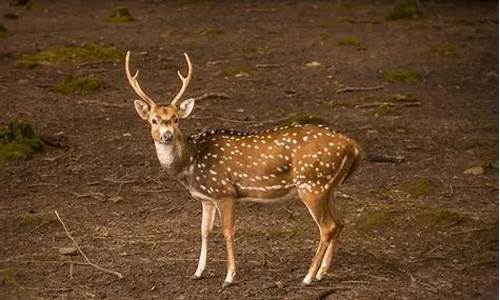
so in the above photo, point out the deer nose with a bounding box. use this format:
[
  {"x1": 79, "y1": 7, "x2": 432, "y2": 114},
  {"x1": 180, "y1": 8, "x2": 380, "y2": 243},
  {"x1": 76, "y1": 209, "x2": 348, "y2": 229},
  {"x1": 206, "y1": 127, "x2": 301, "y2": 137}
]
[{"x1": 160, "y1": 131, "x2": 174, "y2": 143}]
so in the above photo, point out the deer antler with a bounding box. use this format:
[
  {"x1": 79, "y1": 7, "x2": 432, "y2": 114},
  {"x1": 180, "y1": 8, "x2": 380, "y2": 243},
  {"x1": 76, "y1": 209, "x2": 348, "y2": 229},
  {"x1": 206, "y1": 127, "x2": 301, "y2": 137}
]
[
  {"x1": 170, "y1": 53, "x2": 193, "y2": 106},
  {"x1": 125, "y1": 51, "x2": 156, "y2": 107}
]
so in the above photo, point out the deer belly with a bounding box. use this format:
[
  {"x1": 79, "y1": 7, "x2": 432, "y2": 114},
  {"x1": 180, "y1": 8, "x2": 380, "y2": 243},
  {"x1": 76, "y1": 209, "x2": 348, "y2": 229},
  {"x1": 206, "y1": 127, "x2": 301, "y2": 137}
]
[{"x1": 237, "y1": 188, "x2": 298, "y2": 204}]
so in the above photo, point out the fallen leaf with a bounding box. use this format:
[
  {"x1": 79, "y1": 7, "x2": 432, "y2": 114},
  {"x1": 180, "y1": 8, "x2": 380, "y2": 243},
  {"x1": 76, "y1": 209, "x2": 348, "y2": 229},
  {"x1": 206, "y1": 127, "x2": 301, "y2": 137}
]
[
  {"x1": 109, "y1": 196, "x2": 123, "y2": 203},
  {"x1": 58, "y1": 247, "x2": 78, "y2": 256},
  {"x1": 463, "y1": 166, "x2": 484, "y2": 175},
  {"x1": 306, "y1": 61, "x2": 321, "y2": 67}
]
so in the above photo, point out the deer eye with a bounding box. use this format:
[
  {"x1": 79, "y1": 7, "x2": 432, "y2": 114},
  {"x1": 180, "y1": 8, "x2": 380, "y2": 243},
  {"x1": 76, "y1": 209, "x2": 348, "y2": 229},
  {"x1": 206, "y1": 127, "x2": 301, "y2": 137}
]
[{"x1": 151, "y1": 117, "x2": 158, "y2": 125}]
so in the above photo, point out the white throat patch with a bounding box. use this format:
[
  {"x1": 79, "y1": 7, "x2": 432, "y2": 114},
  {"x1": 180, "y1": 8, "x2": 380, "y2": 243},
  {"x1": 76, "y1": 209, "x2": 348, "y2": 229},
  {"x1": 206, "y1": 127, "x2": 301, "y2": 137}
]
[{"x1": 154, "y1": 141, "x2": 175, "y2": 167}]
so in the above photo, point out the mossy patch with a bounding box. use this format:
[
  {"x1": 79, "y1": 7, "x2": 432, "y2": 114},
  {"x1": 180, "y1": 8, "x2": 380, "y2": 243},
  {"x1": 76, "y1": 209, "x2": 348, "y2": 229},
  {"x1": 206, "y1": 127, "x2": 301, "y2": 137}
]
[
  {"x1": 0, "y1": 120, "x2": 45, "y2": 162},
  {"x1": 52, "y1": 74, "x2": 106, "y2": 95},
  {"x1": 337, "y1": 36, "x2": 361, "y2": 47},
  {"x1": 223, "y1": 65, "x2": 255, "y2": 77},
  {"x1": 107, "y1": 6, "x2": 135, "y2": 23},
  {"x1": 280, "y1": 114, "x2": 328, "y2": 126},
  {"x1": 396, "y1": 178, "x2": 441, "y2": 198},
  {"x1": 386, "y1": 0, "x2": 423, "y2": 20},
  {"x1": 431, "y1": 43, "x2": 460, "y2": 58},
  {"x1": 0, "y1": 268, "x2": 22, "y2": 290},
  {"x1": 18, "y1": 211, "x2": 57, "y2": 227},
  {"x1": 384, "y1": 68, "x2": 423, "y2": 83},
  {"x1": 0, "y1": 22, "x2": 10, "y2": 38},
  {"x1": 356, "y1": 210, "x2": 394, "y2": 232},
  {"x1": 19, "y1": 44, "x2": 120, "y2": 68},
  {"x1": 200, "y1": 28, "x2": 225, "y2": 37},
  {"x1": 416, "y1": 207, "x2": 466, "y2": 227}
]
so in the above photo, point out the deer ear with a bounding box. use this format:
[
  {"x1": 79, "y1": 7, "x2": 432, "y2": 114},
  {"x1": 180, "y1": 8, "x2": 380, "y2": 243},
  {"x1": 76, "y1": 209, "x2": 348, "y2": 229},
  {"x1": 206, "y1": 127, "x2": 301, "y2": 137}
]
[
  {"x1": 178, "y1": 98, "x2": 195, "y2": 119},
  {"x1": 134, "y1": 100, "x2": 151, "y2": 120}
]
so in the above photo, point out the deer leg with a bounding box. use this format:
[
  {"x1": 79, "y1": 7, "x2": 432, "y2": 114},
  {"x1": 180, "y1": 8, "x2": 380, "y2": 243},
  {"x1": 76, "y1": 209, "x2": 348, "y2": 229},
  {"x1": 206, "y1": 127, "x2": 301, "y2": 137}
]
[
  {"x1": 315, "y1": 191, "x2": 344, "y2": 280},
  {"x1": 193, "y1": 201, "x2": 217, "y2": 279},
  {"x1": 216, "y1": 197, "x2": 236, "y2": 288},
  {"x1": 300, "y1": 190, "x2": 336, "y2": 286}
]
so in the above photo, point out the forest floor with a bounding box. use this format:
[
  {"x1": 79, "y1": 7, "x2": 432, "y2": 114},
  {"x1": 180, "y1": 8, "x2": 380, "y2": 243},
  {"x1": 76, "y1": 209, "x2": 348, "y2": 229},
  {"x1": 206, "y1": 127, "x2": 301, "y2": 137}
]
[{"x1": 0, "y1": 1, "x2": 498, "y2": 299}]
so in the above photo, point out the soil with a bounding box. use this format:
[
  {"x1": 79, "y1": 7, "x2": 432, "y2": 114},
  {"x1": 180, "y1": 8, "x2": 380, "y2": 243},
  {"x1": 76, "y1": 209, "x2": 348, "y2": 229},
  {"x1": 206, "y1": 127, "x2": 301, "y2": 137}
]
[{"x1": 0, "y1": 1, "x2": 498, "y2": 299}]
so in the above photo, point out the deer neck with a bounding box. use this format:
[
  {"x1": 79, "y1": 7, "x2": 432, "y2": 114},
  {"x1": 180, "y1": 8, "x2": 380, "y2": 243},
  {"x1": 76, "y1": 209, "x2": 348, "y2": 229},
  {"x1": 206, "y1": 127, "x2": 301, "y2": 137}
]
[{"x1": 154, "y1": 135, "x2": 194, "y2": 177}]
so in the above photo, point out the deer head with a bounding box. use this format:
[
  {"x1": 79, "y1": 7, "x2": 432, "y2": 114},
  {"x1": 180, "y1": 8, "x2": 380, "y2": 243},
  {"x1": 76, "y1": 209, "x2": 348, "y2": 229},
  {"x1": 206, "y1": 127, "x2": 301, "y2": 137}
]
[{"x1": 125, "y1": 51, "x2": 195, "y2": 145}]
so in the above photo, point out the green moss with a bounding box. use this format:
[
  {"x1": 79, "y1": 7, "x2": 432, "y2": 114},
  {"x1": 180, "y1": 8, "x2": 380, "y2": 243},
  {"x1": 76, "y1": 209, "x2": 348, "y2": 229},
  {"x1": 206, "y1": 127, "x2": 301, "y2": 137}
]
[
  {"x1": 223, "y1": 65, "x2": 255, "y2": 77},
  {"x1": 386, "y1": 0, "x2": 423, "y2": 20},
  {"x1": 357, "y1": 210, "x2": 393, "y2": 232},
  {"x1": 52, "y1": 74, "x2": 106, "y2": 95},
  {"x1": 107, "y1": 6, "x2": 135, "y2": 23},
  {"x1": 397, "y1": 178, "x2": 441, "y2": 198},
  {"x1": 0, "y1": 22, "x2": 10, "y2": 38},
  {"x1": 431, "y1": 43, "x2": 460, "y2": 58},
  {"x1": 337, "y1": 36, "x2": 361, "y2": 47},
  {"x1": 280, "y1": 114, "x2": 328, "y2": 126},
  {"x1": 416, "y1": 208, "x2": 466, "y2": 227},
  {"x1": 19, "y1": 44, "x2": 120, "y2": 68},
  {"x1": 18, "y1": 211, "x2": 56, "y2": 226},
  {"x1": 200, "y1": 28, "x2": 225, "y2": 37},
  {"x1": 0, "y1": 120, "x2": 45, "y2": 162},
  {"x1": 384, "y1": 68, "x2": 423, "y2": 83},
  {"x1": 0, "y1": 268, "x2": 21, "y2": 290}
]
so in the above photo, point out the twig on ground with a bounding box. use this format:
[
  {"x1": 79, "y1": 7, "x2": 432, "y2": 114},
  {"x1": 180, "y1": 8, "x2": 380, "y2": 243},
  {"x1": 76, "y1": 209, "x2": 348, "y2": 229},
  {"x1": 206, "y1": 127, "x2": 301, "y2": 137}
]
[
  {"x1": 346, "y1": 19, "x2": 382, "y2": 24},
  {"x1": 1, "y1": 259, "x2": 92, "y2": 266},
  {"x1": 452, "y1": 184, "x2": 498, "y2": 191},
  {"x1": 70, "y1": 192, "x2": 106, "y2": 202},
  {"x1": 255, "y1": 63, "x2": 284, "y2": 69},
  {"x1": 54, "y1": 210, "x2": 123, "y2": 279},
  {"x1": 336, "y1": 84, "x2": 385, "y2": 94},
  {"x1": 77, "y1": 100, "x2": 127, "y2": 108},
  {"x1": 355, "y1": 101, "x2": 421, "y2": 109},
  {"x1": 69, "y1": 260, "x2": 74, "y2": 279},
  {"x1": 164, "y1": 205, "x2": 183, "y2": 214},
  {"x1": 424, "y1": 245, "x2": 442, "y2": 255},
  {"x1": 449, "y1": 227, "x2": 491, "y2": 236},
  {"x1": 133, "y1": 187, "x2": 182, "y2": 194},
  {"x1": 341, "y1": 280, "x2": 370, "y2": 284},
  {"x1": 365, "y1": 154, "x2": 405, "y2": 163},
  {"x1": 26, "y1": 183, "x2": 59, "y2": 188},
  {"x1": 192, "y1": 92, "x2": 230, "y2": 102}
]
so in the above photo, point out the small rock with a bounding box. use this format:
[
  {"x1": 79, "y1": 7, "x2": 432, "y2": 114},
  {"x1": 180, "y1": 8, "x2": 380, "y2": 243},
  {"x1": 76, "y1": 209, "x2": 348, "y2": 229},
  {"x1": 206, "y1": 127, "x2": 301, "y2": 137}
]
[
  {"x1": 123, "y1": 132, "x2": 132, "y2": 137},
  {"x1": 235, "y1": 108, "x2": 245, "y2": 113},
  {"x1": 366, "y1": 129, "x2": 378, "y2": 137},
  {"x1": 151, "y1": 286, "x2": 156, "y2": 291},
  {"x1": 58, "y1": 247, "x2": 78, "y2": 256},
  {"x1": 306, "y1": 61, "x2": 321, "y2": 68},
  {"x1": 4, "y1": 13, "x2": 19, "y2": 19},
  {"x1": 275, "y1": 281, "x2": 284, "y2": 289},
  {"x1": 109, "y1": 196, "x2": 123, "y2": 203},
  {"x1": 463, "y1": 166, "x2": 484, "y2": 175}
]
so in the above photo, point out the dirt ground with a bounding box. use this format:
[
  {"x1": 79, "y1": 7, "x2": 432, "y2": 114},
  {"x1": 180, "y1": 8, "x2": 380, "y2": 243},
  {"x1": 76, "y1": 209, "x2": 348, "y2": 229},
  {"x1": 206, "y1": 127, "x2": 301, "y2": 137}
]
[{"x1": 0, "y1": 1, "x2": 498, "y2": 299}]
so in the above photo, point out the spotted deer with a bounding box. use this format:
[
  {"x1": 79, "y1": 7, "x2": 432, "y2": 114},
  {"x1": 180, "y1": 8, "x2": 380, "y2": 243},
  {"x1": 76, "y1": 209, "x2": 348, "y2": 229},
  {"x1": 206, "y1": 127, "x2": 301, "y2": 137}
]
[{"x1": 125, "y1": 51, "x2": 361, "y2": 287}]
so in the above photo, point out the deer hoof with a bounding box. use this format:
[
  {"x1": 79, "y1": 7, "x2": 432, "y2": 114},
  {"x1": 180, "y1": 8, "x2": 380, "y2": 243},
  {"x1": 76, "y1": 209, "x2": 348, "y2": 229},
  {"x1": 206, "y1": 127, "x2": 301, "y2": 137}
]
[
  {"x1": 301, "y1": 277, "x2": 313, "y2": 287},
  {"x1": 191, "y1": 274, "x2": 202, "y2": 280},
  {"x1": 221, "y1": 281, "x2": 233, "y2": 289}
]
